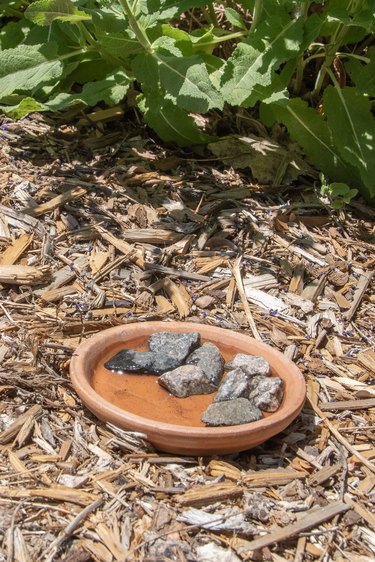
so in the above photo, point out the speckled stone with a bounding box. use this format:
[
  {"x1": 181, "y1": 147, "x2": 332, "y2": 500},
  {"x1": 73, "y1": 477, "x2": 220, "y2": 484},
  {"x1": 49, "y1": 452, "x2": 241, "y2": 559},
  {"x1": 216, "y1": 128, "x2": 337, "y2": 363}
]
[
  {"x1": 158, "y1": 365, "x2": 217, "y2": 398},
  {"x1": 201, "y1": 398, "x2": 263, "y2": 426},
  {"x1": 104, "y1": 350, "x2": 181, "y2": 375},
  {"x1": 185, "y1": 342, "x2": 224, "y2": 387},
  {"x1": 225, "y1": 354, "x2": 270, "y2": 377},
  {"x1": 214, "y1": 369, "x2": 250, "y2": 402},
  {"x1": 149, "y1": 331, "x2": 200, "y2": 362},
  {"x1": 248, "y1": 376, "x2": 284, "y2": 412}
]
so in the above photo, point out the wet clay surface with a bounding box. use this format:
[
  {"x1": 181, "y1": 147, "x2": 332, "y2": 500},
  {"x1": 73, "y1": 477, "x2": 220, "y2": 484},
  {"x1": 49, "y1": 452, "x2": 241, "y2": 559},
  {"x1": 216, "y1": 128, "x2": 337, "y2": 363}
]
[{"x1": 92, "y1": 336, "x2": 275, "y2": 427}]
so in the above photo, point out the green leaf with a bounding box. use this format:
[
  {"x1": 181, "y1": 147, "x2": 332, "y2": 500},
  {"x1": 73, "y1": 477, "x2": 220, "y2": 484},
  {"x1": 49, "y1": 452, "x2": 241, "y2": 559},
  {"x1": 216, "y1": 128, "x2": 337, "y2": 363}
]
[
  {"x1": 138, "y1": 91, "x2": 215, "y2": 146},
  {"x1": 156, "y1": 54, "x2": 224, "y2": 113},
  {"x1": 46, "y1": 69, "x2": 130, "y2": 109},
  {"x1": 25, "y1": 0, "x2": 91, "y2": 26},
  {"x1": 225, "y1": 8, "x2": 247, "y2": 30},
  {"x1": 0, "y1": 96, "x2": 47, "y2": 118},
  {"x1": 221, "y1": 15, "x2": 303, "y2": 107},
  {"x1": 0, "y1": 20, "x2": 32, "y2": 50},
  {"x1": 0, "y1": 43, "x2": 70, "y2": 99},
  {"x1": 0, "y1": 70, "x2": 130, "y2": 117},
  {"x1": 346, "y1": 48, "x2": 375, "y2": 96},
  {"x1": 260, "y1": 97, "x2": 362, "y2": 187},
  {"x1": 324, "y1": 86, "x2": 375, "y2": 198},
  {"x1": 133, "y1": 50, "x2": 224, "y2": 113}
]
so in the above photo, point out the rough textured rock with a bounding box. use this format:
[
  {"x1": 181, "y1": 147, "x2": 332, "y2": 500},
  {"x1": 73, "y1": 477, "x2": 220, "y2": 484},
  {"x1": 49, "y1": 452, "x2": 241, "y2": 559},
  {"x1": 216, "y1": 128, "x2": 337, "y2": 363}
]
[
  {"x1": 149, "y1": 331, "x2": 200, "y2": 362},
  {"x1": 201, "y1": 398, "x2": 263, "y2": 426},
  {"x1": 158, "y1": 365, "x2": 217, "y2": 398},
  {"x1": 214, "y1": 369, "x2": 250, "y2": 402},
  {"x1": 248, "y1": 376, "x2": 284, "y2": 412},
  {"x1": 185, "y1": 342, "x2": 224, "y2": 386},
  {"x1": 104, "y1": 349, "x2": 181, "y2": 375},
  {"x1": 225, "y1": 353, "x2": 270, "y2": 377}
]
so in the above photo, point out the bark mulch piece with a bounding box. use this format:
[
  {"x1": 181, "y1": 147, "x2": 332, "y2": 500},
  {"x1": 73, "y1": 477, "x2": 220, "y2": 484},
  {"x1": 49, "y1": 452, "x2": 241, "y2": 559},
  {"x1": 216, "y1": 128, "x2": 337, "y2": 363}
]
[{"x1": 0, "y1": 114, "x2": 374, "y2": 562}]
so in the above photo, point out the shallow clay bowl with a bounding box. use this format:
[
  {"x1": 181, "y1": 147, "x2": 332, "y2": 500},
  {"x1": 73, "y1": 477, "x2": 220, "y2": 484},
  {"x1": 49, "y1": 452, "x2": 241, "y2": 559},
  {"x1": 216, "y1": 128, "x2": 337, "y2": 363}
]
[{"x1": 70, "y1": 321, "x2": 306, "y2": 455}]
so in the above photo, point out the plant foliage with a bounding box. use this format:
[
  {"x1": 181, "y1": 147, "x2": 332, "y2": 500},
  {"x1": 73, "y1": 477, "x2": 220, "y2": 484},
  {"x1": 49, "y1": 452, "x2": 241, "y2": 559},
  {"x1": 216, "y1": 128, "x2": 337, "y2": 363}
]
[{"x1": 0, "y1": 0, "x2": 374, "y2": 200}]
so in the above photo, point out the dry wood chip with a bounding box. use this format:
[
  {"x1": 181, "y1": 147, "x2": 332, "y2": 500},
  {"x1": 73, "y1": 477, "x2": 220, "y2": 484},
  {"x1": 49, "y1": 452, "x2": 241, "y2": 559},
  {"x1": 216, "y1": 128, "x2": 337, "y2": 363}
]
[
  {"x1": 0, "y1": 233, "x2": 33, "y2": 265},
  {"x1": 122, "y1": 228, "x2": 184, "y2": 244},
  {"x1": 243, "y1": 469, "x2": 306, "y2": 487},
  {"x1": 344, "y1": 494, "x2": 375, "y2": 531},
  {"x1": 40, "y1": 284, "x2": 80, "y2": 303},
  {"x1": 0, "y1": 264, "x2": 50, "y2": 285},
  {"x1": 0, "y1": 486, "x2": 98, "y2": 505},
  {"x1": 343, "y1": 271, "x2": 373, "y2": 321},
  {"x1": 0, "y1": 204, "x2": 46, "y2": 235},
  {"x1": 319, "y1": 398, "x2": 375, "y2": 411},
  {"x1": 177, "y1": 482, "x2": 243, "y2": 507},
  {"x1": 24, "y1": 186, "x2": 87, "y2": 217},
  {"x1": 243, "y1": 501, "x2": 349, "y2": 552},
  {"x1": 357, "y1": 350, "x2": 375, "y2": 374},
  {"x1": 309, "y1": 464, "x2": 342, "y2": 486},
  {"x1": 0, "y1": 404, "x2": 42, "y2": 444},
  {"x1": 96, "y1": 225, "x2": 144, "y2": 267},
  {"x1": 207, "y1": 460, "x2": 242, "y2": 481}
]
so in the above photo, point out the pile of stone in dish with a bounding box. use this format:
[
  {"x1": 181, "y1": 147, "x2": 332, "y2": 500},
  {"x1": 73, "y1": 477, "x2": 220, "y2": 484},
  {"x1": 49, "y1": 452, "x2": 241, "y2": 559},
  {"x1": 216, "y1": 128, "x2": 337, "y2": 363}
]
[{"x1": 104, "y1": 331, "x2": 284, "y2": 426}]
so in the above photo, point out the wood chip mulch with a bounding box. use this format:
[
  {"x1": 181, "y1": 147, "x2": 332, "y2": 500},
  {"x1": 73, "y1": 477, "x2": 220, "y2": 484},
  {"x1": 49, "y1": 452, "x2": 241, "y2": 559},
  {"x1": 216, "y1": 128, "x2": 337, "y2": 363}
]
[{"x1": 0, "y1": 111, "x2": 374, "y2": 562}]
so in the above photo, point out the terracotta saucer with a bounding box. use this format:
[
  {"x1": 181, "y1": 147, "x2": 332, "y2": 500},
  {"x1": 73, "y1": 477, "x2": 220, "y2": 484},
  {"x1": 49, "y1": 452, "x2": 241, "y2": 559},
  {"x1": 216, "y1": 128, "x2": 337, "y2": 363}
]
[{"x1": 70, "y1": 321, "x2": 306, "y2": 455}]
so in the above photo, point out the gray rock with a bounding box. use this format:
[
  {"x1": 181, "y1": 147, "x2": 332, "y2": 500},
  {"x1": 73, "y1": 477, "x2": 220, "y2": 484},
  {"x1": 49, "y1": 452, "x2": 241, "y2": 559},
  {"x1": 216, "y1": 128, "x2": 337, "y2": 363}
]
[
  {"x1": 248, "y1": 376, "x2": 284, "y2": 412},
  {"x1": 214, "y1": 369, "x2": 250, "y2": 402},
  {"x1": 186, "y1": 342, "x2": 224, "y2": 387},
  {"x1": 201, "y1": 398, "x2": 263, "y2": 426},
  {"x1": 104, "y1": 349, "x2": 181, "y2": 375},
  {"x1": 225, "y1": 353, "x2": 270, "y2": 377},
  {"x1": 149, "y1": 331, "x2": 200, "y2": 362},
  {"x1": 158, "y1": 365, "x2": 217, "y2": 398}
]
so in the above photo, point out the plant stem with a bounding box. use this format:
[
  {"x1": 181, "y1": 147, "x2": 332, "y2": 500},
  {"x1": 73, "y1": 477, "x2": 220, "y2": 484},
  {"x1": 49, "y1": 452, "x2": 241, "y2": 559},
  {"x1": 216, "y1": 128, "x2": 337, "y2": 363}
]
[
  {"x1": 293, "y1": 1, "x2": 311, "y2": 95},
  {"x1": 208, "y1": 3, "x2": 218, "y2": 26},
  {"x1": 251, "y1": 0, "x2": 263, "y2": 31},
  {"x1": 78, "y1": 22, "x2": 97, "y2": 49},
  {"x1": 118, "y1": 0, "x2": 152, "y2": 52},
  {"x1": 193, "y1": 30, "x2": 246, "y2": 49},
  {"x1": 312, "y1": 24, "x2": 348, "y2": 98}
]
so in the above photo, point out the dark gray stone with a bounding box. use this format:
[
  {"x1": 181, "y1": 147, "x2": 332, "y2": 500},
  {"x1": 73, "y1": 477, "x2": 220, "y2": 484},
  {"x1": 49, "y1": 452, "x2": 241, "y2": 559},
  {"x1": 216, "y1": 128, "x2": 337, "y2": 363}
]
[
  {"x1": 104, "y1": 349, "x2": 181, "y2": 375},
  {"x1": 214, "y1": 369, "x2": 250, "y2": 402},
  {"x1": 149, "y1": 331, "x2": 200, "y2": 362},
  {"x1": 248, "y1": 376, "x2": 284, "y2": 412},
  {"x1": 185, "y1": 342, "x2": 224, "y2": 387},
  {"x1": 201, "y1": 398, "x2": 263, "y2": 426},
  {"x1": 225, "y1": 353, "x2": 270, "y2": 377},
  {"x1": 158, "y1": 365, "x2": 217, "y2": 398}
]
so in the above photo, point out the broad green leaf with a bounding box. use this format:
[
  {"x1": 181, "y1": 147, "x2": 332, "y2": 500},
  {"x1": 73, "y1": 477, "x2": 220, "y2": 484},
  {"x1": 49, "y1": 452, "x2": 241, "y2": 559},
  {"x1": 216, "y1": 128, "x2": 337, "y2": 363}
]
[
  {"x1": 138, "y1": 92, "x2": 215, "y2": 146},
  {"x1": 91, "y1": 6, "x2": 126, "y2": 33},
  {"x1": 156, "y1": 54, "x2": 224, "y2": 113},
  {"x1": 25, "y1": 0, "x2": 91, "y2": 26},
  {"x1": 346, "y1": 48, "x2": 375, "y2": 96},
  {"x1": 0, "y1": 20, "x2": 32, "y2": 50},
  {"x1": 0, "y1": 97, "x2": 47, "y2": 118},
  {"x1": 260, "y1": 98, "x2": 362, "y2": 187},
  {"x1": 0, "y1": 43, "x2": 71, "y2": 99},
  {"x1": 221, "y1": 15, "x2": 303, "y2": 107},
  {"x1": 0, "y1": 70, "x2": 130, "y2": 117},
  {"x1": 324, "y1": 86, "x2": 375, "y2": 198},
  {"x1": 225, "y1": 8, "x2": 247, "y2": 30},
  {"x1": 95, "y1": 31, "x2": 143, "y2": 61},
  {"x1": 134, "y1": 50, "x2": 224, "y2": 113},
  {"x1": 46, "y1": 70, "x2": 130, "y2": 109}
]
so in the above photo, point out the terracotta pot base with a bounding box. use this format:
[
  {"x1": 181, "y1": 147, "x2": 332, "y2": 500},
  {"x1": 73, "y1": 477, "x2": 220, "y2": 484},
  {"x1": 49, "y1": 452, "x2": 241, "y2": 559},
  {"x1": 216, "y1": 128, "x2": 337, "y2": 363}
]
[{"x1": 70, "y1": 322, "x2": 306, "y2": 455}]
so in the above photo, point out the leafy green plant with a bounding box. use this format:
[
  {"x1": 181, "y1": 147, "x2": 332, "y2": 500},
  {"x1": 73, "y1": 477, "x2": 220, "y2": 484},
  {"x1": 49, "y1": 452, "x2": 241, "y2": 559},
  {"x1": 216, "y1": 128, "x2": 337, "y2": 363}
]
[
  {"x1": 320, "y1": 176, "x2": 358, "y2": 208},
  {"x1": 0, "y1": 1, "x2": 374, "y2": 200}
]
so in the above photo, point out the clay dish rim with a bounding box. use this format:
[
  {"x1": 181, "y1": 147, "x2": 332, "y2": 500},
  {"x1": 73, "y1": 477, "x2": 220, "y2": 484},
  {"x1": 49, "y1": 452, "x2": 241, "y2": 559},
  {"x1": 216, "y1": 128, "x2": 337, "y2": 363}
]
[{"x1": 70, "y1": 321, "x2": 306, "y2": 441}]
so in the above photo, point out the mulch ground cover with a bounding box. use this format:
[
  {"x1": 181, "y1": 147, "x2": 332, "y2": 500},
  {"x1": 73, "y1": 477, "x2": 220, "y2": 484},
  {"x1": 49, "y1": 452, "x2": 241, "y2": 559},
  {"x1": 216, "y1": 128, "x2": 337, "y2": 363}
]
[{"x1": 0, "y1": 109, "x2": 374, "y2": 562}]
